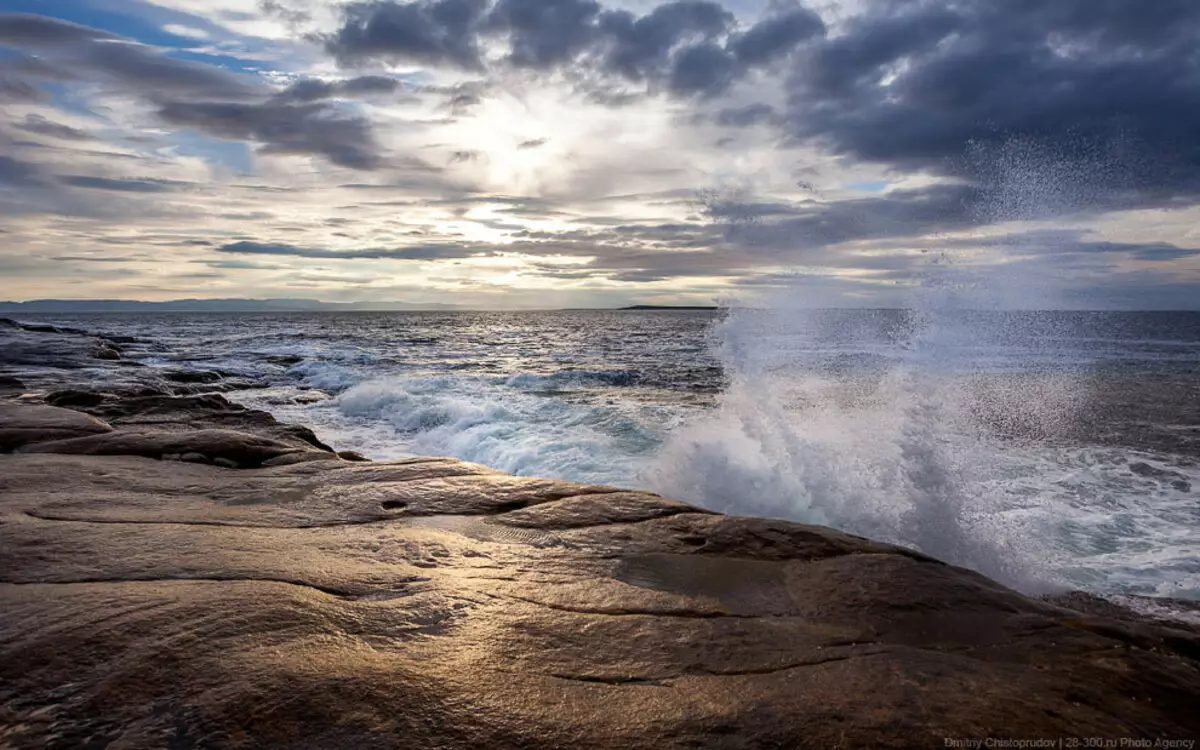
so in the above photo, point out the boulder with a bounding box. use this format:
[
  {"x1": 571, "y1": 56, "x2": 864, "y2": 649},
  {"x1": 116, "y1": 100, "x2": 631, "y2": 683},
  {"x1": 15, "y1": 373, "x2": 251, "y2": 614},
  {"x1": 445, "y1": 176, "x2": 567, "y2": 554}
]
[
  {"x1": 68, "y1": 393, "x2": 335, "y2": 453},
  {"x1": 0, "y1": 451, "x2": 1198, "y2": 748},
  {"x1": 0, "y1": 403, "x2": 113, "y2": 452},
  {"x1": 17, "y1": 427, "x2": 319, "y2": 468},
  {"x1": 91, "y1": 345, "x2": 121, "y2": 361}
]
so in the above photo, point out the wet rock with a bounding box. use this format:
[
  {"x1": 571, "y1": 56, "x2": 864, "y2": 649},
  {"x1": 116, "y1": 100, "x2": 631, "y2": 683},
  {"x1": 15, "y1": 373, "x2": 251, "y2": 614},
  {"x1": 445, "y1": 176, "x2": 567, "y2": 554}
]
[
  {"x1": 180, "y1": 452, "x2": 209, "y2": 464},
  {"x1": 91, "y1": 344, "x2": 121, "y2": 361},
  {"x1": 265, "y1": 354, "x2": 304, "y2": 366},
  {"x1": 45, "y1": 390, "x2": 109, "y2": 409},
  {"x1": 212, "y1": 457, "x2": 239, "y2": 469},
  {"x1": 0, "y1": 449, "x2": 1197, "y2": 748},
  {"x1": 164, "y1": 370, "x2": 223, "y2": 384},
  {"x1": 68, "y1": 393, "x2": 334, "y2": 453},
  {"x1": 0, "y1": 376, "x2": 25, "y2": 393},
  {"x1": 0, "y1": 403, "x2": 113, "y2": 452},
  {"x1": 338, "y1": 450, "x2": 370, "y2": 462},
  {"x1": 18, "y1": 427, "x2": 317, "y2": 468},
  {"x1": 1172, "y1": 479, "x2": 1192, "y2": 492}
]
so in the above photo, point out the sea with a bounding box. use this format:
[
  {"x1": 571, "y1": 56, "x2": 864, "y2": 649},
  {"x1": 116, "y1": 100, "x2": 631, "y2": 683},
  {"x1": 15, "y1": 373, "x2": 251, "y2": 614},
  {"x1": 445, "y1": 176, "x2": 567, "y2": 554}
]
[{"x1": 8, "y1": 307, "x2": 1200, "y2": 605}]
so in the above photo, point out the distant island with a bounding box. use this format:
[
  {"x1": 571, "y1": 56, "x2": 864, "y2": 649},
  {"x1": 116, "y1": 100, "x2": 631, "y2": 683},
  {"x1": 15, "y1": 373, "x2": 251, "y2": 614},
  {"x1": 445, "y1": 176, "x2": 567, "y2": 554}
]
[{"x1": 619, "y1": 305, "x2": 720, "y2": 310}]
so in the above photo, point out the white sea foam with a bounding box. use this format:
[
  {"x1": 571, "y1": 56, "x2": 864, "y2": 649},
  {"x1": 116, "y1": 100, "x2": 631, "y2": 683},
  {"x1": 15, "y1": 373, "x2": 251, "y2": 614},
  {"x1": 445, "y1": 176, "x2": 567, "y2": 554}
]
[{"x1": 264, "y1": 372, "x2": 674, "y2": 486}]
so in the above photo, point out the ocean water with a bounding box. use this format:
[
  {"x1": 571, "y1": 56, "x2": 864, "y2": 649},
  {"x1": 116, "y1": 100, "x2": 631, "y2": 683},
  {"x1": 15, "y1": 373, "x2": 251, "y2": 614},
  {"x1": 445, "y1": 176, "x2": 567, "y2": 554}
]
[{"x1": 10, "y1": 308, "x2": 1200, "y2": 603}]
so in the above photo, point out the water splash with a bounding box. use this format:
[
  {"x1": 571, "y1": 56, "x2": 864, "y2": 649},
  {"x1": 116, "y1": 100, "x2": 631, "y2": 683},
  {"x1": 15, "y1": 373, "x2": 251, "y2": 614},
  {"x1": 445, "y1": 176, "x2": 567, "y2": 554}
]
[{"x1": 641, "y1": 140, "x2": 1135, "y2": 590}]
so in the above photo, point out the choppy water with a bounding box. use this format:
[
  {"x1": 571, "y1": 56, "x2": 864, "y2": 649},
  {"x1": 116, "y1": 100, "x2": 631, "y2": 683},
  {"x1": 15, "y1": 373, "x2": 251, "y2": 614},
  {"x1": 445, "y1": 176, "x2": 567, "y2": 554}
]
[{"x1": 9, "y1": 308, "x2": 1200, "y2": 602}]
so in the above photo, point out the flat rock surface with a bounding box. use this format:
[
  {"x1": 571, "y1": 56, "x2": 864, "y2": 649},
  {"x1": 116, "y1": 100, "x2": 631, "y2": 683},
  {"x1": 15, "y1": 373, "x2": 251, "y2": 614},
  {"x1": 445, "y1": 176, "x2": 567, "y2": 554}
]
[{"x1": 1, "y1": 400, "x2": 1199, "y2": 749}]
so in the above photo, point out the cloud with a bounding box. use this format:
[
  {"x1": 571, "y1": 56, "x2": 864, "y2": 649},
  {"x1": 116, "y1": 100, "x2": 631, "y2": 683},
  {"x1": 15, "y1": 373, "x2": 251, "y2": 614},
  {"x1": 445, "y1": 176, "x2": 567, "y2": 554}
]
[
  {"x1": 0, "y1": 77, "x2": 44, "y2": 103},
  {"x1": 712, "y1": 102, "x2": 775, "y2": 127},
  {"x1": 0, "y1": 155, "x2": 46, "y2": 187},
  {"x1": 597, "y1": 1, "x2": 733, "y2": 81},
  {"x1": 517, "y1": 137, "x2": 548, "y2": 149},
  {"x1": 782, "y1": 0, "x2": 1200, "y2": 206},
  {"x1": 58, "y1": 175, "x2": 181, "y2": 193},
  {"x1": 324, "y1": 0, "x2": 819, "y2": 97},
  {"x1": 217, "y1": 240, "x2": 487, "y2": 260},
  {"x1": 157, "y1": 100, "x2": 384, "y2": 169},
  {"x1": 668, "y1": 42, "x2": 736, "y2": 96},
  {"x1": 0, "y1": 13, "x2": 121, "y2": 45},
  {"x1": 324, "y1": 0, "x2": 491, "y2": 70},
  {"x1": 0, "y1": 13, "x2": 389, "y2": 169},
  {"x1": 0, "y1": 13, "x2": 255, "y2": 99},
  {"x1": 277, "y1": 75, "x2": 403, "y2": 102},
  {"x1": 729, "y1": 6, "x2": 823, "y2": 66},
  {"x1": 15, "y1": 114, "x2": 92, "y2": 141}
]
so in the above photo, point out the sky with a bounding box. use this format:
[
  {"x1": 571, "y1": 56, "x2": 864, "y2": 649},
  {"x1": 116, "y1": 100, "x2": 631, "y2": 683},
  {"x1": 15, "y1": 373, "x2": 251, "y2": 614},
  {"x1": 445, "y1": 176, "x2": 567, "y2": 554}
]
[{"x1": 1, "y1": 0, "x2": 1199, "y2": 309}]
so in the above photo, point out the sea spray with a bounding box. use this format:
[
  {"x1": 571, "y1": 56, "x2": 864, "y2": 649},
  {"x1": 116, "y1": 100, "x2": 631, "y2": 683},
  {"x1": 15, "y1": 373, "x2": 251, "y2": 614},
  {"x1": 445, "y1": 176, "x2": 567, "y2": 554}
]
[
  {"x1": 641, "y1": 140, "x2": 1131, "y2": 590},
  {"x1": 642, "y1": 301, "x2": 1050, "y2": 588}
]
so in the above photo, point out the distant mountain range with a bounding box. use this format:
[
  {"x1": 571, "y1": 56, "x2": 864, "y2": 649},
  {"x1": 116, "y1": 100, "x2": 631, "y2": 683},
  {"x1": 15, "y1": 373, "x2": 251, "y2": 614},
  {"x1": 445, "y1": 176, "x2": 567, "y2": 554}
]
[{"x1": 0, "y1": 298, "x2": 461, "y2": 313}]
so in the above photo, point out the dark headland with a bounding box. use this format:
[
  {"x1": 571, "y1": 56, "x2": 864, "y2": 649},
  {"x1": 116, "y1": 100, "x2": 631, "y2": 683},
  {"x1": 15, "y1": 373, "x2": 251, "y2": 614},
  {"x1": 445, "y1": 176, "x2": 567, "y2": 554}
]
[{"x1": 1, "y1": 317, "x2": 1198, "y2": 748}]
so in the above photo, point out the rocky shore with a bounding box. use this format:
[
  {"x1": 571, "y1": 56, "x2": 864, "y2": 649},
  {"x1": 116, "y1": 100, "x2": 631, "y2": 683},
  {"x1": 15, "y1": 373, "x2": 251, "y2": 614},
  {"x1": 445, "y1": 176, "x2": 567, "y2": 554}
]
[{"x1": 1, "y1": 320, "x2": 1199, "y2": 748}]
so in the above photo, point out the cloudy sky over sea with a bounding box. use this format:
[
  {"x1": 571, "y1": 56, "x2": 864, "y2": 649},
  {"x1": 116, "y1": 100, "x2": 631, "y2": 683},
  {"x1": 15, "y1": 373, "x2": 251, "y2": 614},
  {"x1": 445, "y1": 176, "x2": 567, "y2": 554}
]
[{"x1": 1, "y1": 0, "x2": 1199, "y2": 308}]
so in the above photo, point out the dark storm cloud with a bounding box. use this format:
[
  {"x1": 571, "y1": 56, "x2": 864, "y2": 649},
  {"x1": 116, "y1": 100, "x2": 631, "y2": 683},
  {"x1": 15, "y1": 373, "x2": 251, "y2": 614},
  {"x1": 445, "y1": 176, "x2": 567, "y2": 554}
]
[
  {"x1": 597, "y1": 1, "x2": 733, "y2": 81},
  {"x1": 325, "y1": 0, "x2": 491, "y2": 70},
  {"x1": 487, "y1": 0, "x2": 602, "y2": 69},
  {"x1": 15, "y1": 114, "x2": 92, "y2": 141},
  {"x1": 217, "y1": 240, "x2": 487, "y2": 260},
  {"x1": 783, "y1": 0, "x2": 1200, "y2": 204},
  {"x1": 728, "y1": 6, "x2": 823, "y2": 66},
  {"x1": 668, "y1": 42, "x2": 736, "y2": 96},
  {"x1": 324, "y1": 0, "x2": 818, "y2": 97}
]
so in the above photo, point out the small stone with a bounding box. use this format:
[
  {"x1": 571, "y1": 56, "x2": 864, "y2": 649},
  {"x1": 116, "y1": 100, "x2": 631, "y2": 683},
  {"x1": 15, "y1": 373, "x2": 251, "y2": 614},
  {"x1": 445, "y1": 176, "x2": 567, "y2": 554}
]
[
  {"x1": 180, "y1": 452, "x2": 209, "y2": 464},
  {"x1": 1171, "y1": 480, "x2": 1191, "y2": 493},
  {"x1": 162, "y1": 453, "x2": 182, "y2": 461},
  {"x1": 212, "y1": 457, "x2": 239, "y2": 469}
]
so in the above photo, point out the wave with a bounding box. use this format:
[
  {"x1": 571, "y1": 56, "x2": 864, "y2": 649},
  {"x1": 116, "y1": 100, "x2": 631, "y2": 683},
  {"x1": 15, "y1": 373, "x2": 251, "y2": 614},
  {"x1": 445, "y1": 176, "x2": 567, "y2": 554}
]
[
  {"x1": 310, "y1": 374, "x2": 669, "y2": 485},
  {"x1": 642, "y1": 296, "x2": 1092, "y2": 591}
]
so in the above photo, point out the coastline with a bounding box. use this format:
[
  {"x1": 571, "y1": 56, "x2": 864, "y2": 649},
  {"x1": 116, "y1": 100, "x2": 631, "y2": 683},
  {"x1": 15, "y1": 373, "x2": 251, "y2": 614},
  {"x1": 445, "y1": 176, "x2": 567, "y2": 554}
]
[{"x1": 2, "y1": 318, "x2": 1200, "y2": 746}]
